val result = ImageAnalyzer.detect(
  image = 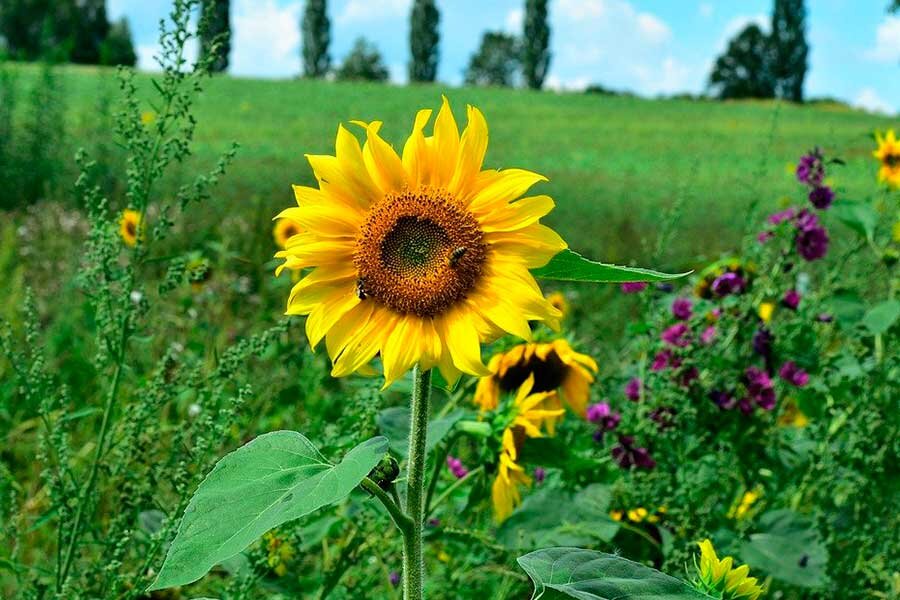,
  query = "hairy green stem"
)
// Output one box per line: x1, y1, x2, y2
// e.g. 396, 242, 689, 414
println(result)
403, 365, 431, 600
